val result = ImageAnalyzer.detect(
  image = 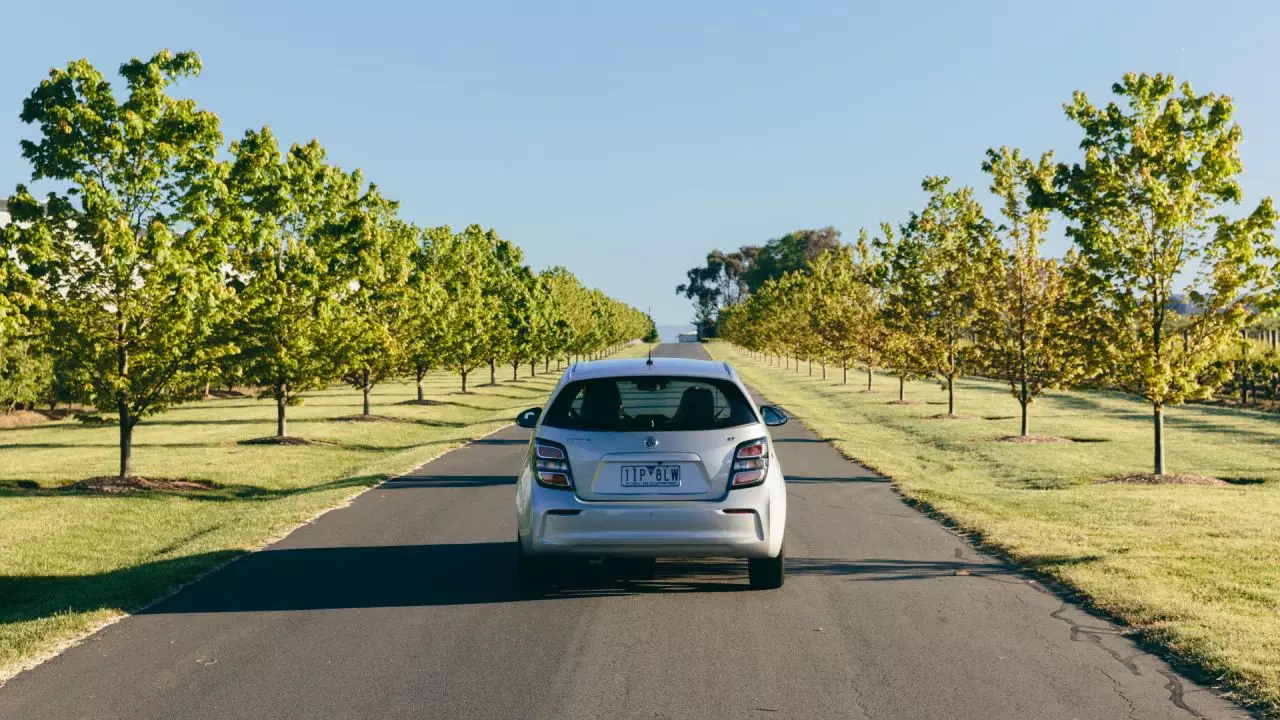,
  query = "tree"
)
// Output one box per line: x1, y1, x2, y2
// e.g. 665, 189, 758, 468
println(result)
422, 225, 502, 393
223, 127, 356, 438
877, 223, 932, 401
1041, 72, 1279, 475
893, 177, 999, 415
806, 246, 860, 380
404, 239, 446, 401
0, 338, 52, 413
7, 50, 232, 479
503, 263, 540, 381
742, 227, 841, 290
849, 228, 891, 390
977, 147, 1088, 436
477, 230, 524, 384
331, 189, 414, 416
